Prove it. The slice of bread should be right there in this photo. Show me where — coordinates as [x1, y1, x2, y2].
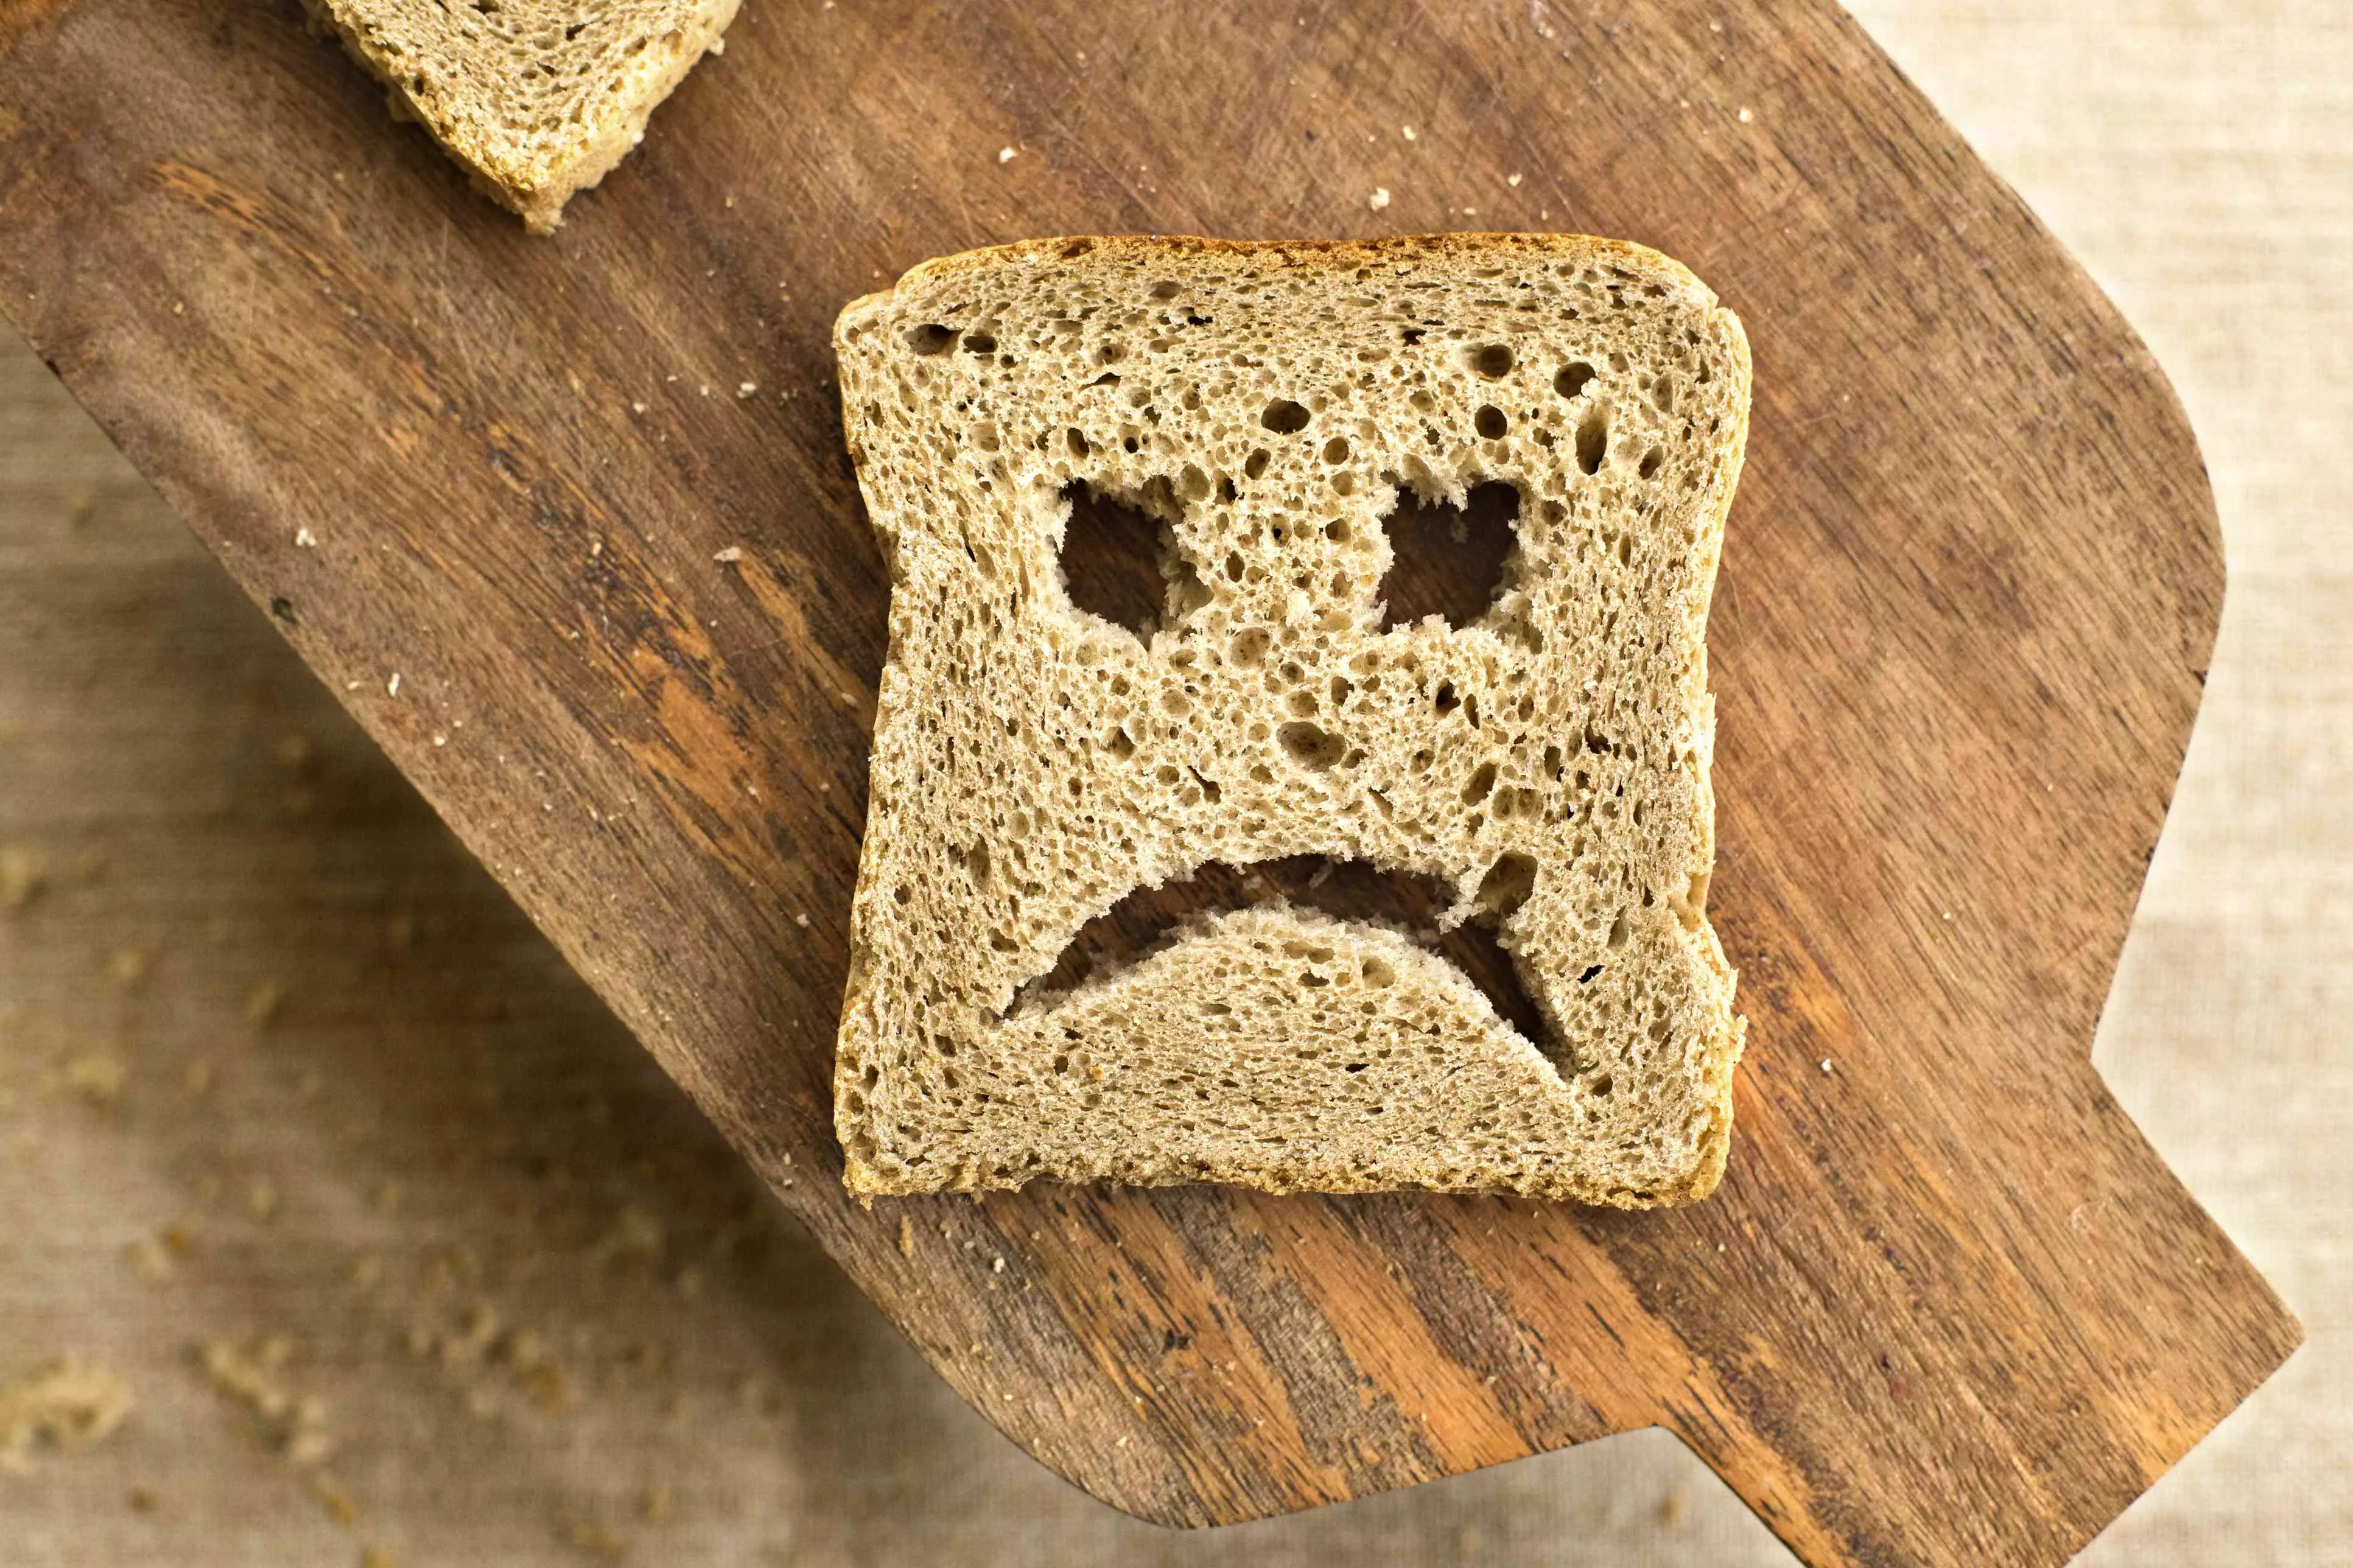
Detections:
[303, 0, 738, 232]
[832, 235, 1750, 1207]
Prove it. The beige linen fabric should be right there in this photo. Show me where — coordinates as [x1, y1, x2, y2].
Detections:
[1, 4, 2345, 1561]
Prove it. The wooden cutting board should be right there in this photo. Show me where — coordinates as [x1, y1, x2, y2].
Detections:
[0, 1, 2301, 1562]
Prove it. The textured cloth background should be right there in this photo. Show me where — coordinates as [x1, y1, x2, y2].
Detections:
[2, 4, 2346, 1563]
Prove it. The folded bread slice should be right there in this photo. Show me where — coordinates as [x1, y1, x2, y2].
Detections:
[833, 234, 1750, 1206]
[303, 0, 738, 232]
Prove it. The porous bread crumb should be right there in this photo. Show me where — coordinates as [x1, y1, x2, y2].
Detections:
[0, 1357, 135, 1470]
[300, 0, 741, 232]
[831, 234, 1749, 1206]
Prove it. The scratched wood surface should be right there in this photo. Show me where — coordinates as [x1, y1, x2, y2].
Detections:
[0, 1, 2302, 1563]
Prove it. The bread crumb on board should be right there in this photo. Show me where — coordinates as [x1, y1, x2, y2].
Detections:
[0, 842, 45, 909]
[244, 979, 284, 1029]
[65, 1053, 129, 1105]
[0, 1357, 135, 1471]
[565, 1519, 628, 1559]
[1368, 187, 1390, 211]
[198, 1337, 335, 1466]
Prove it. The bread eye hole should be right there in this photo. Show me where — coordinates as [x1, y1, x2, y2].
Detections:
[1378, 481, 1521, 631]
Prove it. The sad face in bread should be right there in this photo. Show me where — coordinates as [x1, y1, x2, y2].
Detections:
[832, 235, 1748, 1206]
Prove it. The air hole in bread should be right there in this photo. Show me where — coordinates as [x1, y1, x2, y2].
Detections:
[1056, 480, 1204, 642]
[1378, 481, 1521, 631]
[1576, 406, 1609, 474]
[1476, 852, 1538, 919]
[1260, 399, 1311, 434]
[1277, 721, 1347, 770]
[906, 323, 957, 355]
[1467, 343, 1514, 378]
[1556, 361, 1596, 399]
[1017, 856, 1549, 1047]
[1474, 405, 1509, 439]
[1639, 446, 1664, 480]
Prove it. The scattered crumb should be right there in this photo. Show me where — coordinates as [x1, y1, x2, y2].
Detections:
[735, 382, 756, 399]
[244, 980, 284, 1028]
[1737, 106, 1754, 123]
[517, 1362, 574, 1415]
[386, 673, 400, 697]
[65, 1053, 129, 1105]
[0, 1357, 135, 1471]
[991, 1256, 1005, 1274]
[597, 1205, 665, 1265]
[793, 913, 809, 928]
[129, 1234, 176, 1283]
[566, 1520, 628, 1559]
[198, 1337, 334, 1466]
[897, 1216, 914, 1258]
[295, 527, 317, 548]
[1507, 172, 1523, 186]
[1401, 124, 1416, 141]
[998, 146, 1016, 164]
[1820, 1059, 1834, 1075]
[312, 1471, 359, 1526]
[713, 545, 744, 564]
[1369, 187, 1390, 211]
[0, 843, 45, 910]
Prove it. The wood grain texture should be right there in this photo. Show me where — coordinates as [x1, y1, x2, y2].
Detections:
[0, 1, 2301, 1563]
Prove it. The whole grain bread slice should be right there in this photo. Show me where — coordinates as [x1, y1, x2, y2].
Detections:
[304, 0, 738, 232]
[833, 234, 1750, 1206]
